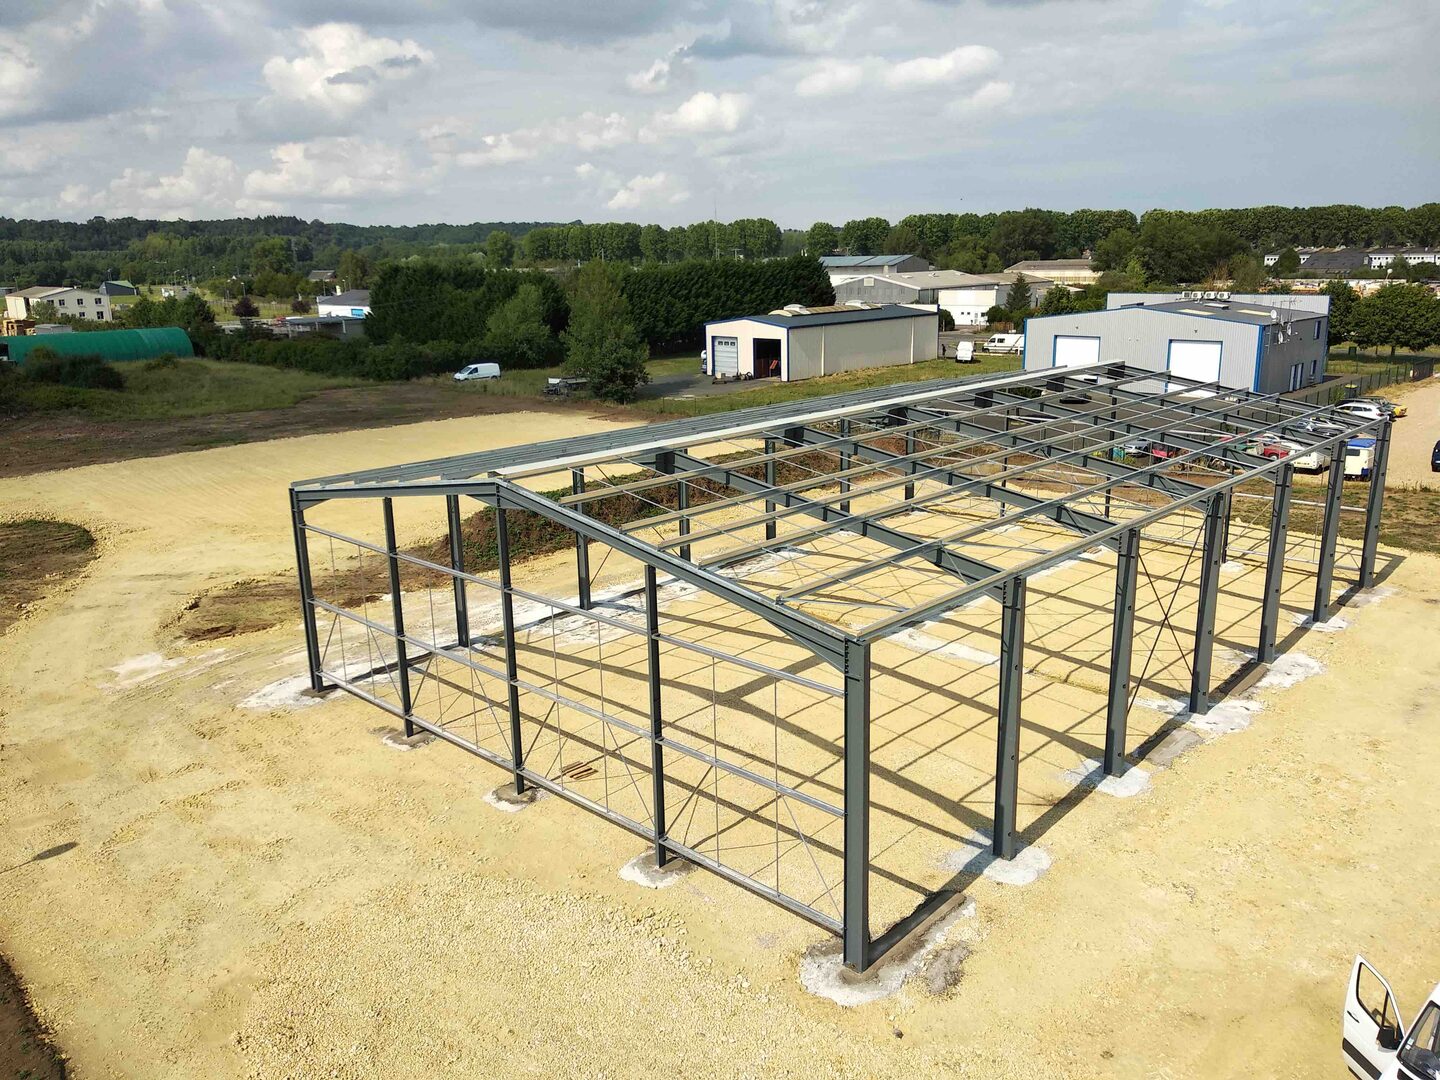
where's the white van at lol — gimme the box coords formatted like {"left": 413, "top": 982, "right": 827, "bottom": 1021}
{"left": 1344, "top": 437, "right": 1377, "bottom": 480}
{"left": 454, "top": 362, "right": 501, "bottom": 381}
{"left": 1343, "top": 955, "right": 1440, "bottom": 1079}
{"left": 983, "top": 334, "right": 1024, "bottom": 354}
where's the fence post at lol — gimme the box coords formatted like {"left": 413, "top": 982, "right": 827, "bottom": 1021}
{"left": 1359, "top": 418, "right": 1391, "bottom": 589}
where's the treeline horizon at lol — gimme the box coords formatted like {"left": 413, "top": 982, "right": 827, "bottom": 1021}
{"left": 2, "top": 202, "right": 1437, "bottom": 292}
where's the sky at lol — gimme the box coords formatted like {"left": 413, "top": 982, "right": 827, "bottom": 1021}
{"left": 1, "top": 0, "right": 1436, "bottom": 228}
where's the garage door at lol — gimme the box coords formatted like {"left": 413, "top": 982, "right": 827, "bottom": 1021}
{"left": 712, "top": 336, "right": 739, "bottom": 377}
{"left": 1053, "top": 335, "right": 1100, "bottom": 368}
{"left": 1168, "top": 339, "right": 1222, "bottom": 383}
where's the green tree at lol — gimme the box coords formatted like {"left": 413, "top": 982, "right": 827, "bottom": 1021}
{"left": 1006, "top": 274, "right": 1032, "bottom": 316}
{"left": 250, "top": 236, "right": 294, "bottom": 275}
{"left": 1350, "top": 284, "right": 1440, "bottom": 355}
{"left": 1227, "top": 254, "right": 1267, "bottom": 291}
{"left": 233, "top": 294, "right": 260, "bottom": 318}
{"left": 1037, "top": 285, "right": 1076, "bottom": 316}
{"left": 884, "top": 223, "right": 922, "bottom": 258}
{"left": 639, "top": 224, "right": 668, "bottom": 263}
{"left": 806, "top": 221, "right": 838, "bottom": 256}
{"left": 839, "top": 217, "right": 890, "bottom": 255}
{"left": 28, "top": 300, "right": 60, "bottom": 322}
{"left": 562, "top": 261, "right": 649, "bottom": 402}
{"left": 1091, "top": 228, "right": 1136, "bottom": 271}
{"left": 337, "top": 249, "right": 371, "bottom": 289}
{"left": 486, "top": 230, "right": 516, "bottom": 269}
{"left": 1272, "top": 247, "right": 1301, "bottom": 275}
{"left": 481, "top": 283, "right": 560, "bottom": 368}
{"left": 1321, "top": 281, "right": 1358, "bottom": 345}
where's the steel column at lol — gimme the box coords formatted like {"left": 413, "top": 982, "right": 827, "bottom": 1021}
{"left": 1189, "top": 495, "right": 1226, "bottom": 716}
{"left": 382, "top": 497, "right": 414, "bottom": 735}
{"left": 903, "top": 426, "right": 916, "bottom": 502}
{"left": 993, "top": 575, "right": 1026, "bottom": 860}
{"left": 1359, "top": 419, "right": 1391, "bottom": 588}
{"left": 1313, "top": 442, "right": 1346, "bottom": 621}
{"left": 495, "top": 506, "right": 526, "bottom": 792}
{"left": 445, "top": 494, "right": 470, "bottom": 649}
{"left": 572, "top": 467, "right": 592, "bottom": 610}
{"left": 1257, "top": 463, "right": 1293, "bottom": 664}
{"left": 763, "top": 437, "right": 777, "bottom": 542}
{"left": 644, "top": 564, "right": 668, "bottom": 867}
{"left": 289, "top": 488, "right": 326, "bottom": 693}
{"left": 1105, "top": 529, "right": 1140, "bottom": 776}
{"left": 839, "top": 417, "right": 852, "bottom": 514}
{"left": 842, "top": 638, "right": 871, "bottom": 972}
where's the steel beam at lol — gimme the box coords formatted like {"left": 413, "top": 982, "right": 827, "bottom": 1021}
{"left": 1359, "top": 418, "right": 1391, "bottom": 588}
{"left": 764, "top": 437, "right": 777, "bottom": 542}
{"left": 842, "top": 638, "right": 871, "bottom": 972}
{"left": 1105, "top": 528, "right": 1140, "bottom": 776}
{"left": 1257, "top": 463, "right": 1293, "bottom": 664}
{"left": 382, "top": 497, "right": 414, "bottom": 736}
{"left": 446, "top": 494, "right": 470, "bottom": 649}
{"left": 838, "top": 417, "right": 852, "bottom": 514}
{"left": 644, "top": 564, "right": 669, "bottom": 867}
{"left": 1189, "top": 495, "right": 1226, "bottom": 716}
{"left": 289, "top": 488, "right": 326, "bottom": 693}
{"left": 1313, "top": 441, "right": 1347, "bottom": 621}
{"left": 495, "top": 506, "right": 526, "bottom": 792}
{"left": 993, "top": 575, "right": 1026, "bottom": 860}
{"left": 572, "top": 468, "right": 592, "bottom": 610}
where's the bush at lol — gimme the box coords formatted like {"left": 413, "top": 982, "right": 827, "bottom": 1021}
{"left": 202, "top": 329, "right": 480, "bottom": 381}
{"left": 233, "top": 295, "right": 260, "bottom": 318}
{"left": 143, "top": 353, "right": 179, "bottom": 372}
{"left": 937, "top": 308, "right": 955, "bottom": 332}
{"left": 22, "top": 349, "right": 124, "bottom": 390}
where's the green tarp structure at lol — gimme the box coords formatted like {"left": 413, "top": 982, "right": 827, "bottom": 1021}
{"left": 0, "top": 327, "right": 194, "bottom": 365}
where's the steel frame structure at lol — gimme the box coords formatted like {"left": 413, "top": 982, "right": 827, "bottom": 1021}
{"left": 290, "top": 361, "right": 1392, "bottom": 972}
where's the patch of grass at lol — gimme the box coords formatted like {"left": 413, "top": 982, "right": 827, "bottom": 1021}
{"left": 0, "top": 519, "right": 98, "bottom": 634}
{"left": 644, "top": 355, "right": 1022, "bottom": 417}
{"left": 1, "top": 359, "right": 364, "bottom": 420}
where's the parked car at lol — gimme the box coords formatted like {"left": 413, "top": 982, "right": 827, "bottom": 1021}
{"left": 544, "top": 376, "right": 588, "bottom": 397}
{"left": 1343, "top": 955, "right": 1440, "bottom": 1079}
{"left": 1358, "top": 395, "right": 1407, "bottom": 419}
{"left": 1432, "top": 439, "right": 1440, "bottom": 473}
{"left": 1297, "top": 416, "right": 1350, "bottom": 438}
{"left": 1252, "top": 435, "right": 1331, "bottom": 472}
{"left": 983, "top": 333, "right": 1024, "bottom": 354}
{"left": 454, "top": 362, "right": 501, "bottom": 381}
{"left": 1335, "top": 400, "right": 1388, "bottom": 424}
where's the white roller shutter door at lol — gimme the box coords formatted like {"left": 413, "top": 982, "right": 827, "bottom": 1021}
{"left": 712, "top": 337, "right": 739, "bottom": 377}
{"left": 1168, "top": 340, "right": 1222, "bottom": 383}
{"left": 1053, "top": 335, "right": 1100, "bottom": 368}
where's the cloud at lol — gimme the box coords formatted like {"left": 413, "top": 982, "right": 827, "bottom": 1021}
{"left": 947, "top": 79, "right": 1015, "bottom": 113}
{"left": 59, "top": 147, "right": 245, "bottom": 220}
{"left": 455, "top": 112, "right": 636, "bottom": 166}
{"left": 256, "top": 23, "right": 433, "bottom": 120}
{"left": 796, "top": 60, "right": 867, "bottom": 97}
{"left": 244, "top": 137, "right": 429, "bottom": 202}
{"left": 885, "top": 45, "right": 1001, "bottom": 89}
{"left": 606, "top": 172, "right": 689, "bottom": 210}
{"left": 646, "top": 91, "right": 751, "bottom": 137}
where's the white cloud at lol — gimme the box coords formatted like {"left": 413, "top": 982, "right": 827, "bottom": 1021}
{"left": 947, "top": 79, "right": 1015, "bottom": 114}
{"left": 108, "top": 148, "right": 242, "bottom": 216}
{"left": 795, "top": 60, "right": 866, "bottom": 98}
{"left": 456, "top": 112, "right": 635, "bottom": 166}
{"left": 244, "top": 137, "right": 426, "bottom": 202}
{"left": 258, "top": 22, "right": 433, "bottom": 119}
{"left": 627, "top": 57, "right": 674, "bottom": 93}
{"left": 885, "top": 45, "right": 1000, "bottom": 89}
{"left": 607, "top": 172, "right": 688, "bottom": 210}
{"left": 646, "top": 91, "right": 750, "bottom": 137}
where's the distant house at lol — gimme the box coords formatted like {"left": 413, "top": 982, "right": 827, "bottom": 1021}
{"left": 1263, "top": 247, "right": 1322, "bottom": 268}
{"left": 1367, "top": 248, "right": 1440, "bottom": 269}
{"left": 317, "top": 289, "right": 371, "bottom": 318}
{"left": 819, "top": 254, "right": 930, "bottom": 285}
{"left": 99, "top": 280, "right": 139, "bottom": 297}
{"left": 1003, "top": 259, "right": 1100, "bottom": 286}
{"left": 307, "top": 269, "right": 337, "bottom": 284}
{"left": 832, "top": 270, "right": 1056, "bottom": 326}
{"left": 702, "top": 303, "right": 938, "bottom": 382}
{"left": 1299, "top": 249, "right": 1368, "bottom": 275}
{"left": 284, "top": 314, "right": 366, "bottom": 340}
{"left": 4, "top": 285, "right": 112, "bottom": 321}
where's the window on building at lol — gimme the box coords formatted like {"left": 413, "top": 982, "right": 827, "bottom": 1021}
{"left": 76, "top": 296, "right": 86, "bottom": 304}
{"left": 863, "top": 276, "right": 874, "bottom": 287}
{"left": 1314, "top": 321, "right": 1321, "bottom": 339}
{"left": 95, "top": 311, "right": 105, "bottom": 320}
{"left": 57, "top": 299, "right": 65, "bottom": 306}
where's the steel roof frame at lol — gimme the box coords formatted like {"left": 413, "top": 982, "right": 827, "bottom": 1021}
{"left": 290, "top": 363, "right": 1393, "bottom": 976}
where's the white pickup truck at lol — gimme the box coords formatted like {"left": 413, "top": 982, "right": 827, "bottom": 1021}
{"left": 1344, "top": 956, "right": 1440, "bottom": 1079}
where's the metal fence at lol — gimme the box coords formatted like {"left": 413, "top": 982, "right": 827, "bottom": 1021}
{"left": 1287, "top": 354, "right": 1438, "bottom": 406}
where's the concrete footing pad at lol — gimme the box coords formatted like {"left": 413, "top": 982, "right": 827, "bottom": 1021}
{"left": 379, "top": 728, "right": 435, "bottom": 751}
{"left": 619, "top": 850, "right": 695, "bottom": 889}
{"left": 483, "top": 782, "right": 543, "bottom": 813}
{"left": 799, "top": 896, "right": 976, "bottom": 1006}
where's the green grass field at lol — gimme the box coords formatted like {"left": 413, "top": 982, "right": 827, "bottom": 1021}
{"left": 0, "top": 359, "right": 364, "bottom": 420}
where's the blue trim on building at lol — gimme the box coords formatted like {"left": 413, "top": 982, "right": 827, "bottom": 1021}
{"left": 1253, "top": 325, "right": 1263, "bottom": 392}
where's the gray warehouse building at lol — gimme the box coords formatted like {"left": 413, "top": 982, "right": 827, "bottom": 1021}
{"left": 704, "top": 303, "right": 938, "bottom": 382}
{"left": 1024, "top": 298, "right": 1329, "bottom": 393}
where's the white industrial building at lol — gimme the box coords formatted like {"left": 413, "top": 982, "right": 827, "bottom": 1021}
{"left": 832, "top": 270, "right": 1057, "bottom": 327}
{"left": 703, "top": 303, "right": 938, "bottom": 382}
{"left": 818, "top": 254, "right": 930, "bottom": 286}
{"left": 317, "top": 288, "right": 371, "bottom": 318}
{"left": 1003, "top": 259, "right": 1101, "bottom": 286}
{"left": 5, "top": 285, "right": 112, "bottom": 321}
{"left": 1107, "top": 290, "right": 1332, "bottom": 316}
{"left": 1025, "top": 297, "right": 1329, "bottom": 394}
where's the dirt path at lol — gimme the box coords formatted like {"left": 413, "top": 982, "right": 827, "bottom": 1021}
{"left": 1, "top": 411, "right": 1438, "bottom": 1078}
{"left": 1384, "top": 376, "right": 1440, "bottom": 488}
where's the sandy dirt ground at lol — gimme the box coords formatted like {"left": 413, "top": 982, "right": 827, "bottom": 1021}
{"left": 2, "top": 409, "right": 1439, "bottom": 1079}
{"left": 1383, "top": 376, "right": 1440, "bottom": 488}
